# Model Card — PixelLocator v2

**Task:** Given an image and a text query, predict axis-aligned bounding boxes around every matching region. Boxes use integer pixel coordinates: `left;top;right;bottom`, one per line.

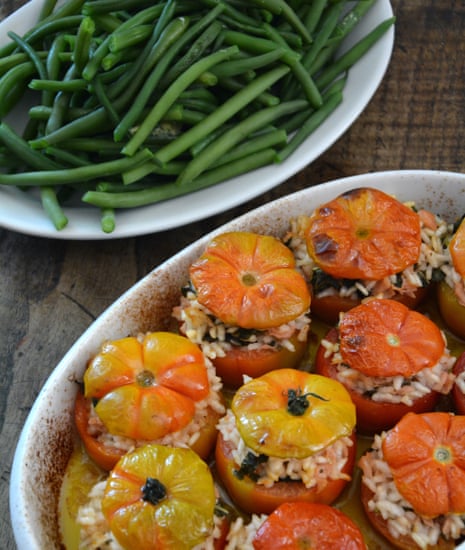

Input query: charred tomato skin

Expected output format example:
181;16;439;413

314;328;439;435
214;430;356;516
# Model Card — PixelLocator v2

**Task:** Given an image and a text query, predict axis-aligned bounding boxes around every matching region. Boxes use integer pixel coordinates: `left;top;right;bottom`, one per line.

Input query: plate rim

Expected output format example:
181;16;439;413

0;0;394;239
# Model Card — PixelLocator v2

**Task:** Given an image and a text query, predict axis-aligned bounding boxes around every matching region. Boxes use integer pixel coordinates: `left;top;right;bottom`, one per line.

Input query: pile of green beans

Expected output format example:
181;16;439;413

0;0;394;232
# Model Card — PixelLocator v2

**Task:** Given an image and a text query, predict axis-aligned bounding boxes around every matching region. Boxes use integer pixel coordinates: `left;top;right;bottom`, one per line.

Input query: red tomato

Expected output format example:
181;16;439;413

311;286;429;325
214;430;356;516
212;333;308;388
437;281;465;340
453;351;465;415
74;390;126;471
253;501;367;550
74;389;222;471
314;328;439;435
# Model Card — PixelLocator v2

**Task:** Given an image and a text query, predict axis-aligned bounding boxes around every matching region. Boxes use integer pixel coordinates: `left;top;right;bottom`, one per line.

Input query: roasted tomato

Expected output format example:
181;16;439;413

252;501;367;550
452;351;465;415
315;299;455;434
77;331;223;470
437;216;465;340
101;444;219;549
286;187;447;324
175;231;311;387
215;368;356;515
359;412;465;549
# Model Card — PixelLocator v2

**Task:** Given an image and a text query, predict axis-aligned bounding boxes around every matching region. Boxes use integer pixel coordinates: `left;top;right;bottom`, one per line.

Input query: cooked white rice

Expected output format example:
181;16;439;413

76;480;226;550
224;514;267;549
172;290;311;361
85;335;225;454
319;333;456;406
359;433;465;549
217;409;353;491
285;206;453;302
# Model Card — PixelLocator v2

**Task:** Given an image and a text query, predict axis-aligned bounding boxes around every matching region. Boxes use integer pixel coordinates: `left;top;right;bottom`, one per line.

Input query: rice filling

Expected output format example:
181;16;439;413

359;434;465;549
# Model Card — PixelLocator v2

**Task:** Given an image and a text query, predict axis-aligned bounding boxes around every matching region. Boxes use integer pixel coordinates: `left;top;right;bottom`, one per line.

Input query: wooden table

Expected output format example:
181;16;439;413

1;1;464;548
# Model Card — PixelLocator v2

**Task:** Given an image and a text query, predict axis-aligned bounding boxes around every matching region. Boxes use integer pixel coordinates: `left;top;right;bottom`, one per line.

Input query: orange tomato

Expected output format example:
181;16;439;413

83;332;210;441
214;430;356;516
337;298;445;378
102;444;217;549
382;412;465;517
315;327;439;434
305;187;421;280
452;351;465;415
189;231;311;330
252;501;367;550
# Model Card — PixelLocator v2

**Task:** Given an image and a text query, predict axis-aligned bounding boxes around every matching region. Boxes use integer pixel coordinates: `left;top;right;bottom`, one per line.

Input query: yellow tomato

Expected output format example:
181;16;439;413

102;444;216;549
231;368;356;459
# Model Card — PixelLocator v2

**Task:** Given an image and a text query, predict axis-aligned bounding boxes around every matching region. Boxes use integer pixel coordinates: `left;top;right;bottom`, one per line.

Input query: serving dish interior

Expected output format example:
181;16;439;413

10;169;465;549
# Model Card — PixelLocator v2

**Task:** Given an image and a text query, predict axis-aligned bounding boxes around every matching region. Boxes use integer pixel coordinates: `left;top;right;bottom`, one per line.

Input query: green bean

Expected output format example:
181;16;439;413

45;63;77;134
29;77;88;92
152;64;289;166
100;207;116;233
92;75;120;125
276;90;343;162
222;30;322;107
112;16;190;141
40;187;69;230
73;16;95;72
45;146;90;166
250;0;312;43
83;148;277;208
177;98;306;184
109;24;153;52
302;0;327;35
160;20;224;87
0;122;62;170
122;159;185;185
0;148;153;186
315;17;395;91
212;127;287;167
210;48;286;79
7;31;48;79
38;0;60;22
122;45;240;156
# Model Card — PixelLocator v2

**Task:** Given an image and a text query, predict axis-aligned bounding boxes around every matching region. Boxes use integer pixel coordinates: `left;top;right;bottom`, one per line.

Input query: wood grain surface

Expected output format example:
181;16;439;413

1;1;465;548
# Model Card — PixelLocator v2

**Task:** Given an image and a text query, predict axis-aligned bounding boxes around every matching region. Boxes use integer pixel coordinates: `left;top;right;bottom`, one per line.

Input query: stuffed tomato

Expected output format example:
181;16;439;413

452;350;465;415
359;412;465;549
75;444;230;550
437;215;465;340
314;298;456;434
285;187;451;324
173;231;311;387
224;501;367;549
75;331;225;470
215;368;357;516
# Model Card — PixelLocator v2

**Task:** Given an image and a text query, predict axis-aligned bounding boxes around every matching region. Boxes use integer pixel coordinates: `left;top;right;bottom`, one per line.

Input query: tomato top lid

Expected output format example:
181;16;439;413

305;187;421;280
382;412;465;517
102;444;216;549
338;298;445;377
253;501;367;550
231;368;356;459
83;332;211;441
189;231;311;329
